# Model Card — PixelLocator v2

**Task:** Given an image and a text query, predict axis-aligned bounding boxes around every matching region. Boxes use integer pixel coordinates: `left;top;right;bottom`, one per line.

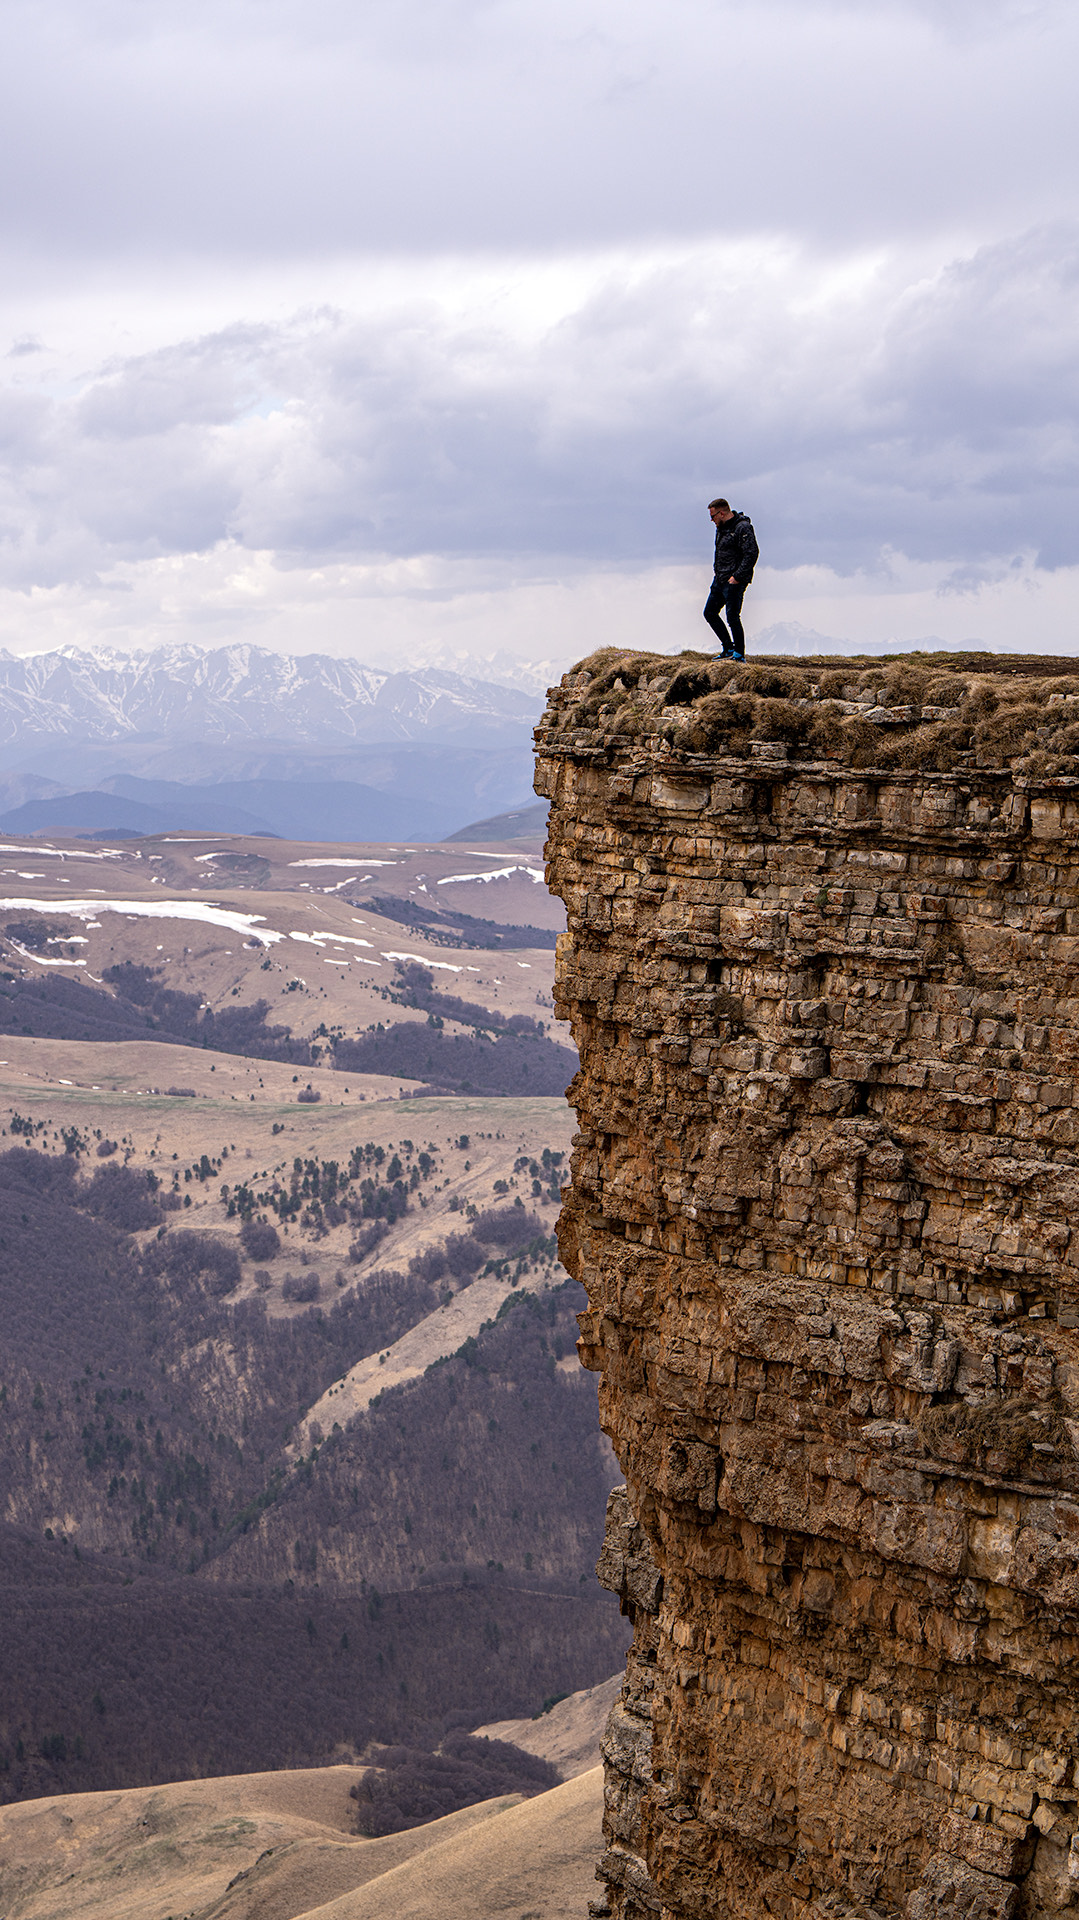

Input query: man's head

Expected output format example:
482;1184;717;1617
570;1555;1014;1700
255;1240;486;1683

709;498;733;524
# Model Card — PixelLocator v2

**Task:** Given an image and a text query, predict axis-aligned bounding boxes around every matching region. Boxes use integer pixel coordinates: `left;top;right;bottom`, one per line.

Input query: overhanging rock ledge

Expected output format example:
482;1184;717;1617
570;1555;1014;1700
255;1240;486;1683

536;649;1079;1920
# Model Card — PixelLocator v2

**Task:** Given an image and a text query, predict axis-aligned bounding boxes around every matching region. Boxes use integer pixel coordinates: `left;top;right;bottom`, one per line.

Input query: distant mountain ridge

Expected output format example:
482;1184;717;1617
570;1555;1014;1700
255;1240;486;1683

0;777;446;843
0;646;542;837
0;644;537;749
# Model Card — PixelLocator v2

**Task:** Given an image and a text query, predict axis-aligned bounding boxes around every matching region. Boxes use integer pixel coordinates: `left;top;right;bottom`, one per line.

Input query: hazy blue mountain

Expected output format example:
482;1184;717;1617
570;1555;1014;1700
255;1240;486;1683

444;802;549;842
0;778;448;843
0;789;273;839
108;775;447;840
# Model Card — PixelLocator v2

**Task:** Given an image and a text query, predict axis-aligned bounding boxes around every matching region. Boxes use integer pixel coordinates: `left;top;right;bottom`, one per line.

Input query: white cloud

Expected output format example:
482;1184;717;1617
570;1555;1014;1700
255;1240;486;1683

2;544;1076;677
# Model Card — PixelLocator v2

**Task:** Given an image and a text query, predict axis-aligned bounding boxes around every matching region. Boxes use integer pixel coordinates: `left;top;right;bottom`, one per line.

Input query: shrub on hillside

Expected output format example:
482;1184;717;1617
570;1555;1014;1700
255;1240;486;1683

407;1234;485;1287
0;1148;78;1198
349;1730;559;1835
333;1023;577;1098
471;1207;545;1249
320;1267;437;1357
144;1230;241;1297
348;1221;389;1263
282;1271;321;1303
79;1164;162;1232
388;963;548;1039
240;1219;281;1262
0;972;170;1046
102;962;310;1065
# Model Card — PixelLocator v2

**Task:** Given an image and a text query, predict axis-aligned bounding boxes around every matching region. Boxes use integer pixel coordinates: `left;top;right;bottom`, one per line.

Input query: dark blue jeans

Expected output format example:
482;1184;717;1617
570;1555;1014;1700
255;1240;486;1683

703;579;747;655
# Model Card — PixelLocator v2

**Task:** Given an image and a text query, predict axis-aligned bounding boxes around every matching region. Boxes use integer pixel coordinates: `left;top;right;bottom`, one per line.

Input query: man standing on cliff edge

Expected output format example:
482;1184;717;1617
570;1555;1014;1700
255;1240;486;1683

704;498;759;661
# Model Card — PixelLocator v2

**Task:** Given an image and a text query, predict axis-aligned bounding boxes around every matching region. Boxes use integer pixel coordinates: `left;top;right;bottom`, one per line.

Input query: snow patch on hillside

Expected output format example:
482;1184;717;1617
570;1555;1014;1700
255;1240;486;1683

438;866;545;885
0;897;283;942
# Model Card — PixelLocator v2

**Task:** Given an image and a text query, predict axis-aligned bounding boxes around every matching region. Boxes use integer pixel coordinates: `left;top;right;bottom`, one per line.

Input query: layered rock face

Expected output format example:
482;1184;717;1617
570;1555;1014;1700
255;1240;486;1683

536;651;1079;1920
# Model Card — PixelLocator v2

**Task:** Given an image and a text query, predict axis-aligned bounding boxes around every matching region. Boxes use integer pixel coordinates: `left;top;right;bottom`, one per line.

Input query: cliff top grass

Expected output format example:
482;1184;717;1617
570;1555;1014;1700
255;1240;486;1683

539;648;1079;776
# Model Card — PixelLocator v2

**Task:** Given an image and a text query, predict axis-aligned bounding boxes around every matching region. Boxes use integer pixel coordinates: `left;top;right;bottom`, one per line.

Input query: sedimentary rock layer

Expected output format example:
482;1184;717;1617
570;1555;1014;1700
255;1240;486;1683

537;651;1079;1920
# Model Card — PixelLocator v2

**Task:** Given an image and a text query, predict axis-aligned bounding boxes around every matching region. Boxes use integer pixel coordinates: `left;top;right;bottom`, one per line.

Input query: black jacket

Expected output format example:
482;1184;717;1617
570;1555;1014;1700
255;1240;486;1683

713;511;759;585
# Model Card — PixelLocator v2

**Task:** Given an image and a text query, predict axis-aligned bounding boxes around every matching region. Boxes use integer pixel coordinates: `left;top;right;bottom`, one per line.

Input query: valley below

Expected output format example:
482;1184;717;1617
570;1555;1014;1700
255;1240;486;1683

0;818;628;1857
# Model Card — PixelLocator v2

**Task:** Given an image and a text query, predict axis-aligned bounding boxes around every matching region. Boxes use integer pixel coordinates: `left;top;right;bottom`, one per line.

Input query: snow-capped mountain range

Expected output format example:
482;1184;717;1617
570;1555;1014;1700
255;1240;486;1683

0;645;538;749
0;645;547;840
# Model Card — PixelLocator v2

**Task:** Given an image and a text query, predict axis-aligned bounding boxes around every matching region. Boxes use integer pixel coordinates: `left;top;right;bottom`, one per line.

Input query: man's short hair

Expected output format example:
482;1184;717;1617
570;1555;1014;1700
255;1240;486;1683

709;497;730;511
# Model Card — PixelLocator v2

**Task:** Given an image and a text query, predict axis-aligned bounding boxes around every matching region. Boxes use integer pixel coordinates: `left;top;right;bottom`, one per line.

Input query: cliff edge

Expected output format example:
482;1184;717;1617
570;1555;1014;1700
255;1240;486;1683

536;649;1079;1920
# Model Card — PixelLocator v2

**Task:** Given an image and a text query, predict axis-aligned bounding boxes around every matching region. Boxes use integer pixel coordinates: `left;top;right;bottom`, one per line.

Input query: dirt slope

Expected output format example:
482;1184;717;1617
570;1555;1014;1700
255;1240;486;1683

0;1764;604;1920
291;1769;604;1920
472;1670;623;1779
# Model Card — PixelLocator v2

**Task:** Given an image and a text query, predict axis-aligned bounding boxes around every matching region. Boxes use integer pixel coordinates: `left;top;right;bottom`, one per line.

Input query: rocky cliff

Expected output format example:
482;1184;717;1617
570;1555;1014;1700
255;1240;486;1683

536;650;1079;1920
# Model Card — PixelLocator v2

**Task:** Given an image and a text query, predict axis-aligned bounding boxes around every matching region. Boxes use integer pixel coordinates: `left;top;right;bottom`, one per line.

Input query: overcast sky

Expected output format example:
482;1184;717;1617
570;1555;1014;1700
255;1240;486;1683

1;0;1077;674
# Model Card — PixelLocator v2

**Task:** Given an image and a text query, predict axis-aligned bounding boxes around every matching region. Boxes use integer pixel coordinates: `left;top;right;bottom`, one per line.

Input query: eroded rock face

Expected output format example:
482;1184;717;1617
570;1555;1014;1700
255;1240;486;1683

537;652;1079;1920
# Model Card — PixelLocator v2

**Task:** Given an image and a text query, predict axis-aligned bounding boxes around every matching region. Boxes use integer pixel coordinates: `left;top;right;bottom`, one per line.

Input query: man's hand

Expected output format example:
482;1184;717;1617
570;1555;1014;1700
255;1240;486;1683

728;576;738;585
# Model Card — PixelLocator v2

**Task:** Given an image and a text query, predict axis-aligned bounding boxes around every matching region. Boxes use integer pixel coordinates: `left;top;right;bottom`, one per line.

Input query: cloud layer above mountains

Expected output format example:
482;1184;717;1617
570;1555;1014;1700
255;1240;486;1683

1;0;1077;663
5;230;1079;582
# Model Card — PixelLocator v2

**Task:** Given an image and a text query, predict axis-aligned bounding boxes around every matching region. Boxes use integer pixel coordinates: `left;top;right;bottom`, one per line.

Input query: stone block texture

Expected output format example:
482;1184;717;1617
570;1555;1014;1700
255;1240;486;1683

536;651;1079;1920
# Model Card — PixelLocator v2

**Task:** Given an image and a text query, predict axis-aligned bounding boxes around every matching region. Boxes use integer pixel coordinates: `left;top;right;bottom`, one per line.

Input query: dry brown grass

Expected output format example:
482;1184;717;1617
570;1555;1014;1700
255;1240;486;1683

751;698;810;744
917;1395;1069;1474
548;651;1079;773
872;720;973;773
0;1761;605;1920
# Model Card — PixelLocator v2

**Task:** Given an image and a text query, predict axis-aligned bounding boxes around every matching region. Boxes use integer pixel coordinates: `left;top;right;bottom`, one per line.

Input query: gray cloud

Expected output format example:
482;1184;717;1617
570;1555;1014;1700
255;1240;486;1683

1;225;1077;585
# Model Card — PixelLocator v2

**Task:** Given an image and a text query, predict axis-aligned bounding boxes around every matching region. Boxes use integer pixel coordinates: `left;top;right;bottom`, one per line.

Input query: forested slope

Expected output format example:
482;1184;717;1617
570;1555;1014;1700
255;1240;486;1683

0;1143;625;1804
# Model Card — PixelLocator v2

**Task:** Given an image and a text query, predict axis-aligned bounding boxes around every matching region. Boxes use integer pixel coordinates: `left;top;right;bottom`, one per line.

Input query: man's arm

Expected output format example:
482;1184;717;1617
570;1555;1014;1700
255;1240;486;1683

729;519;759;584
